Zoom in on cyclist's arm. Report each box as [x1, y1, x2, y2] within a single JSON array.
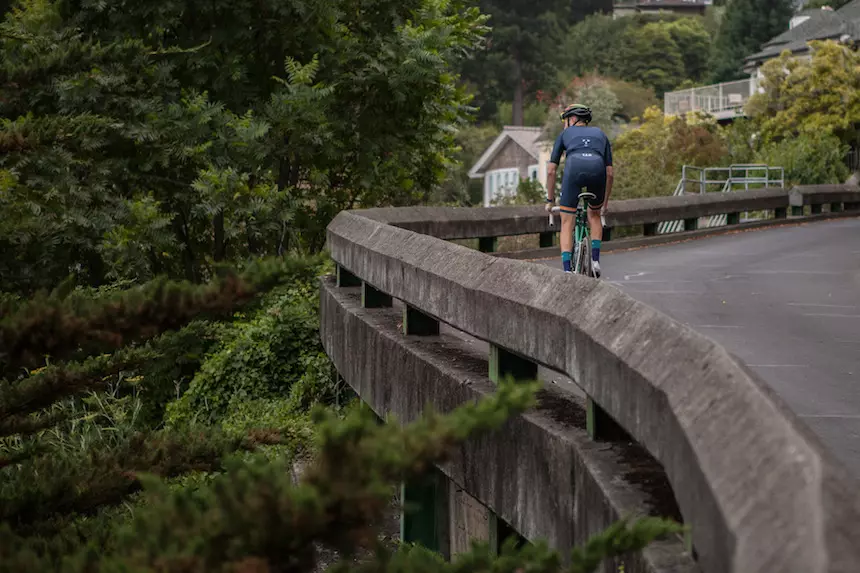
[[604, 138, 614, 209], [605, 166, 614, 208], [546, 134, 564, 202]]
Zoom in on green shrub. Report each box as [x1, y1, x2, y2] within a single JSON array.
[[755, 133, 850, 186], [166, 282, 331, 426]]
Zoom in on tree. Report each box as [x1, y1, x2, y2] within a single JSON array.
[[460, 0, 613, 125], [612, 107, 729, 199], [560, 14, 712, 98], [618, 22, 686, 97], [709, 0, 794, 82], [746, 40, 860, 145], [665, 18, 713, 84], [0, 0, 486, 290], [461, 0, 567, 126]]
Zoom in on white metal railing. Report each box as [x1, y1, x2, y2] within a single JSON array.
[[657, 164, 785, 234], [664, 78, 760, 118]]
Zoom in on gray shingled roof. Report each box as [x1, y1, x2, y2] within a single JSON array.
[[745, 1, 860, 65], [636, 0, 710, 6], [467, 126, 542, 178]]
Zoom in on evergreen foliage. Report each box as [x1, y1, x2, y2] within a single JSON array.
[[0, 0, 484, 288], [709, 0, 794, 82]]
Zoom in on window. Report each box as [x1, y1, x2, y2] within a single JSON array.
[[528, 164, 539, 181], [484, 168, 520, 205]]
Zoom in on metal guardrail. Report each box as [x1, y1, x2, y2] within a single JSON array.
[[664, 77, 759, 119], [658, 164, 785, 234]]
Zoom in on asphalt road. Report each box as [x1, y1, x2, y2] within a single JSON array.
[[537, 218, 860, 475]]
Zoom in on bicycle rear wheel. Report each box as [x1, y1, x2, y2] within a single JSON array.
[[575, 238, 592, 277]]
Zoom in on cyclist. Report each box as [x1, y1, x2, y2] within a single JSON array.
[[544, 104, 614, 277]]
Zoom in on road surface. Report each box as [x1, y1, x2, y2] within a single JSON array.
[[537, 218, 860, 475]]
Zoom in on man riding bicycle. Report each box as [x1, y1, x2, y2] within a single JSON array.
[[544, 104, 614, 277]]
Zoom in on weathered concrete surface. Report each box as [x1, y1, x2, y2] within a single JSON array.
[[359, 205, 553, 239], [494, 210, 860, 261], [605, 188, 787, 227], [538, 218, 860, 476], [326, 210, 860, 573], [320, 280, 697, 573], [789, 184, 860, 207], [358, 186, 859, 241], [449, 487, 490, 559]]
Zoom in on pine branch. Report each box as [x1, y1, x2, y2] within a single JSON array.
[[0, 256, 325, 373], [0, 410, 69, 440], [0, 345, 158, 434], [73, 378, 538, 572], [0, 428, 250, 532]]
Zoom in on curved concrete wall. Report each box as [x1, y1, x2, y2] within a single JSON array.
[[324, 190, 860, 573]]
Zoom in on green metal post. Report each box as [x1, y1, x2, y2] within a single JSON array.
[[811, 203, 823, 214], [643, 223, 658, 236], [791, 205, 804, 217], [539, 232, 555, 248], [403, 304, 440, 336], [683, 218, 698, 231], [726, 212, 740, 225], [774, 207, 787, 219], [336, 265, 361, 288], [831, 202, 843, 213], [362, 281, 392, 308], [401, 468, 449, 556], [586, 396, 628, 442], [489, 344, 538, 384], [478, 237, 498, 253]]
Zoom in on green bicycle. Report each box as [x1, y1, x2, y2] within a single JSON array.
[[549, 191, 598, 278]]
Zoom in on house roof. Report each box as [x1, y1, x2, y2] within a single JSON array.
[[636, 0, 710, 7], [468, 126, 542, 178], [745, 1, 860, 66]]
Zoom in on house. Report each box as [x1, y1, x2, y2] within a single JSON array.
[[664, 0, 860, 119], [613, 0, 712, 17], [468, 126, 543, 206], [743, 2, 860, 75]]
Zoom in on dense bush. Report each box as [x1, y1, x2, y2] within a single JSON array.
[[166, 281, 330, 426], [612, 107, 729, 199], [755, 133, 850, 185]]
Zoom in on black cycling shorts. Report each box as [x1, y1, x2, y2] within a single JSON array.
[[558, 154, 606, 213]]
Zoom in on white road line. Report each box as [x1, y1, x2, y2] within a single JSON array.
[[836, 339, 860, 344], [623, 290, 700, 295], [803, 313, 860, 318], [746, 270, 845, 275], [610, 280, 694, 284], [623, 272, 649, 281], [748, 364, 810, 368], [692, 325, 744, 329], [801, 414, 860, 419], [788, 303, 859, 309]]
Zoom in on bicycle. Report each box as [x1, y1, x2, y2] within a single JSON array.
[[548, 192, 599, 278]]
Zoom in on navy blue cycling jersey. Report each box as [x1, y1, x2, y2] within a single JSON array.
[[549, 125, 613, 167]]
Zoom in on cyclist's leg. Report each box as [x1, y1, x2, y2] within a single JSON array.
[[584, 172, 607, 276], [560, 212, 575, 272], [557, 171, 580, 273]]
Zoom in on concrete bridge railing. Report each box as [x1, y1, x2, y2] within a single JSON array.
[[320, 184, 860, 573]]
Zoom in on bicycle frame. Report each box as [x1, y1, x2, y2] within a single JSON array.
[[549, 194, 594, 276]]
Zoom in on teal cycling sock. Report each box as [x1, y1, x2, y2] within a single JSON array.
[[562, 251, 572, 273], [591, 239, 601, 262]]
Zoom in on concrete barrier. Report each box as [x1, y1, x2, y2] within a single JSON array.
[[321, 280, 697, 573], [324, 203, 860, 573], [357, 186, 858, 251]]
